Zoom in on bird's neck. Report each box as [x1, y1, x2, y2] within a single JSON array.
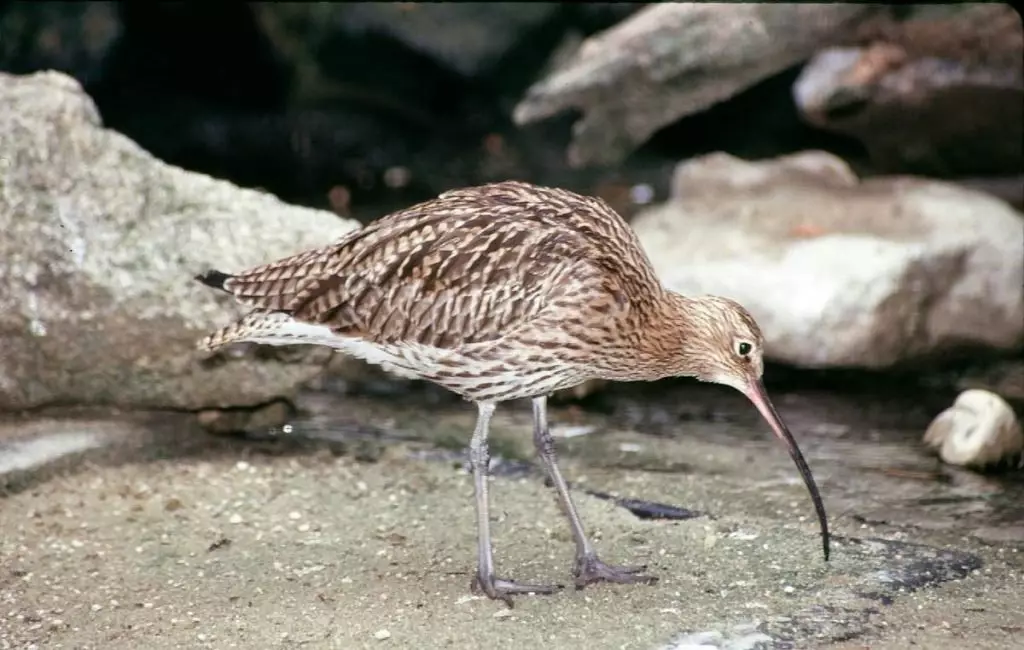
[[601, 289, 708, 383]]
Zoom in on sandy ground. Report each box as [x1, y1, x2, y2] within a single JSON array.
[[1, 385, 1022, 649]]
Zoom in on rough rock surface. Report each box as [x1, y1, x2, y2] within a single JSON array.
[[513, 3, 875, 167], [630, 151, 1024, 369], [793, 4, 1023, 178], [0, 71, 359, 412]]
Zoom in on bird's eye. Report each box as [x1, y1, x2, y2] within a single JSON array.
[[737, 341, 752, 356]]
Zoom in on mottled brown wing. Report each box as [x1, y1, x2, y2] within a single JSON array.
[[297, 215, 594, 347], [218, 181, 659, 348], [216, 205, 463, 313]]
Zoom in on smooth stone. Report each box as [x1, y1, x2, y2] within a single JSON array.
[[923, 389, 1023, 468]]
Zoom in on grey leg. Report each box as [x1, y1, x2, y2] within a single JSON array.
[[468, 401, 562, 605], [532, 396, 657, 589]]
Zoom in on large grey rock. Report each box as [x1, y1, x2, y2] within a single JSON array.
[[793, 4, 1023, 178], [0, 71, 359, 411], [513, 3, 875, 167], [630, 151, 1024, 369]]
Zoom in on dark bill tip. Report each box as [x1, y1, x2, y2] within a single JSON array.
[[743, 378, 830, 562]]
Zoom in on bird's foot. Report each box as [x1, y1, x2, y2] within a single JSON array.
[[573, 553, 658, 590], [471, 573, 563, 607]]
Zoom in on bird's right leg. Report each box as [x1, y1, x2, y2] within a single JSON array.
[[468, 401, 562, 606], [532, 396, 658, 589]]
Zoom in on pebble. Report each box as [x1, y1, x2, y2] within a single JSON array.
[[373, 628, 391, 640], [228, 513, 243, 525], [551, 425, 596, 439], [923, 389, 1023, 468]]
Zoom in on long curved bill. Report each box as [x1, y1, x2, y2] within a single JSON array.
[[743, 378, 830, 561]]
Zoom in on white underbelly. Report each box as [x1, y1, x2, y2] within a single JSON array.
[[235, 314, 585, 399]]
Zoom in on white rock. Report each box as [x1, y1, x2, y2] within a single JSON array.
[[924, 389, 1023, 468], [631, 151, 1024, 368], [0, 71, 360, 411]]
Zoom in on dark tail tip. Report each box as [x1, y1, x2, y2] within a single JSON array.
[[194, 269, 234, 292]]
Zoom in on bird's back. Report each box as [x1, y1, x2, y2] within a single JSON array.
[[210, 181, 662, 352]]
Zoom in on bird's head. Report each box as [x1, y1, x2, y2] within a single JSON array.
[[661, 292, 830, 561], [673, 295, 766, 392]]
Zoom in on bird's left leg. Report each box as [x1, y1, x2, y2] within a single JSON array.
[[469, 401, 563, 605], [531, 396, 658, 589]]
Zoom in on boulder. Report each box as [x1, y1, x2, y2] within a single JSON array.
[[793, 4, 1023, 178], [630, 151, 1024, 369], [0, 71, 359, 411], [513, 3, 876, 167]]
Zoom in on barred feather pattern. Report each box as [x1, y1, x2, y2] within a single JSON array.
[[196, 181, 759, 402]]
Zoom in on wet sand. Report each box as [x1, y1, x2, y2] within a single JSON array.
[[1, 381, 1021, 649]]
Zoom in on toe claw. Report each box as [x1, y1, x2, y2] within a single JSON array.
[[472, 573, 563, 605], [573, 554, 659, 589]]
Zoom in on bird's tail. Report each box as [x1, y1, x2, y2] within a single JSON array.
[[195, 269, 305, 352], [197, 309, 294, 352], [194, 269, 234, 293]]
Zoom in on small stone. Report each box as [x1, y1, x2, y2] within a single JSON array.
[[923, 389, 1023, 468], [288, 511, 301, 520], [228, 514, 243, 525], [373, 628, 391, 640], [493, 609, 514, 620]]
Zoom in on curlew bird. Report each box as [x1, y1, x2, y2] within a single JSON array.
[[194, 180, 829, 604]]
